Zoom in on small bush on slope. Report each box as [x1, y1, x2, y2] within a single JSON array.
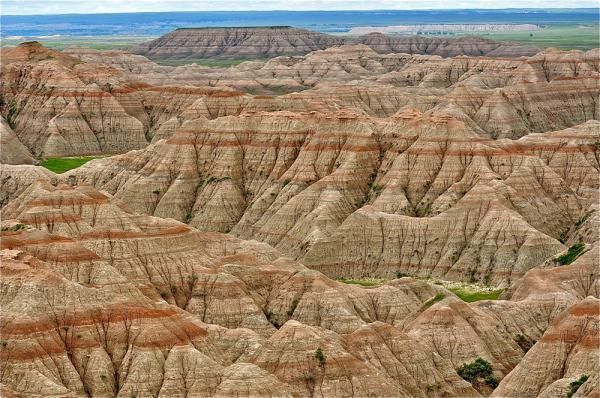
[[555, 243, 586, 265], [567, 374, 589, 398], [457, 357, 498, 389]]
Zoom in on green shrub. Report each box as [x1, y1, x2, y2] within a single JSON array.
[[282, 178, 291, 187], [315, 348, 325, 368], [6, 100, 18, 129], [575, 211, 594, 229], [370, 183, 385, 193], [1, 223, 26, 232], [567, 374, 589, 398], [266, 311, 281, 328], [287, 299, 299, 317], [484, 375, 498, 388], [395, 271, 409, 278], [457, 357, 498, 389], [555, 243, 586, 265], [515, 334, 535, 353]]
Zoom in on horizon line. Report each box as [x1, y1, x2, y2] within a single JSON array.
[[3, 7, 599, 17]]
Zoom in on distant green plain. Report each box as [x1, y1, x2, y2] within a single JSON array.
[[455, 24, 599, 51], [1, 35, 153, 50], [41, 156, 103, 173]]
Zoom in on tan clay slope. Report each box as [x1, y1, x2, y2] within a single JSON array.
[[491, 297, 600, 398], [0, 181, 460, 337], [1, 163, 598, 398], [1, 174, 598, 398], [131, 27, 539, 60], [0, 42, 250, 157], [0, 248, 479, 398], [2, 44, 597, 159], [0, 182, 484, 398], [68, 46, 599, 137], [64, 113, 599, 284], [0, 117, 35, 165], [0, 164, 56, 208]]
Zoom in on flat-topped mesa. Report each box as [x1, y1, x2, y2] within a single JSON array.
[[132, 26, 344, 59], [132, 26, 540, 60]]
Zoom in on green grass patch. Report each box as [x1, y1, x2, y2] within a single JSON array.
[[422, 293, 446, 309], [449, 287, 504, 302], [555, 243, 587, 265], [41, 156, 103, 173], [336, 277, 386, 288], [153, 57, 271, 68]]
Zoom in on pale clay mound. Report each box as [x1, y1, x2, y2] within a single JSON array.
[[0, 40, 598, 398]]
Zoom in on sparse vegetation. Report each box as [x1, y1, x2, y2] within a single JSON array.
[[515, 334, 535, 353], [555, 243, 586, 265], [154, 56, 271, 68], [41, 156, 104, 173], [422, 293, 445, 309], [315, 348, 325, 368], [206, 176, 232, 183], [567, 374, 589, 398], [369, 182, 385, 193], [455, 24, 600, 51], [336, 277, 386, 288], [449, 287, 504, 302], [282, 178, 292, 187], [457, 357, 498, 389], [1, 223, 26, 231], [575, 210, 594, 229], [395, 271, 409, 278], [6, 99, 18, 129], [287, 299, 299, 317], [266, 311, 281, 328]]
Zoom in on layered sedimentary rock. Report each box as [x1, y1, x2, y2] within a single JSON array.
[[491, 298, 600, 398], [133, 27, 344, 59], [132, 27, 540, 60], [1, 170, 598, 397], [1, 38, 599, 397], [3, 43, 597, 158], [0, 42, 246, 157], [0, 181, 485, 397], [0, 164, 56, 207], [0, 117, 35, 164], [64, 111, 599, 285]]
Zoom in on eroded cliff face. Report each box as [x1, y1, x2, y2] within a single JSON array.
[[0, 183, 480, 397], [63, 114, 599, 285], [0, 41, 598, 397], [3, 43, 597, 157], [131, 27, 540, 60], [0, 179, 597, 398]]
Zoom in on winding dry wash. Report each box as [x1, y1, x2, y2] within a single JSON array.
[[0, 21, 599, 398]]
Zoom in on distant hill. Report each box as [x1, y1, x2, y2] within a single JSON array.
[[132, 26, 541, 60]]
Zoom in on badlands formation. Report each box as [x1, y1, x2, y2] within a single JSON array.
[[0, 33, 598, 398], [132, 27, 541, 60]]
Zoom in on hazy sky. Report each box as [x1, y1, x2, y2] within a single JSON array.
[[2, 0, 597, 15]]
